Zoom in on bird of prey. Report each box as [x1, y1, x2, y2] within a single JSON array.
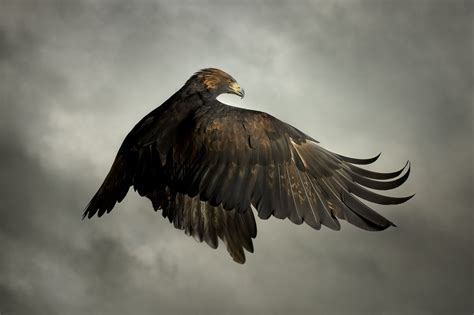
[[84, 68, 413, 264]]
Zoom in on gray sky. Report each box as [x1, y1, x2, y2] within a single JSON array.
[[0, 1, 472, 314]]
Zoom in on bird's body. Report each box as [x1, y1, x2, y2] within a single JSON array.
[[84, 68, 412, 263]]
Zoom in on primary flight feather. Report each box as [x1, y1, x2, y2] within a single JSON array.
[[83, 68, 413, 263]]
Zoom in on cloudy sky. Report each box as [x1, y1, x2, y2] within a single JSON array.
[[0, 1, 472, 314]]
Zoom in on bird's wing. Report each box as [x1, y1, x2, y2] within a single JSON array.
[[167, 102, 412, 231], [82, 153, 136, 219]]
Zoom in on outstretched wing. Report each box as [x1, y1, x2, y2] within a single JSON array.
[[168, 101, 412, 231]]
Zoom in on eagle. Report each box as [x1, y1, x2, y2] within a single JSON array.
[[84, 68, 413, 264]]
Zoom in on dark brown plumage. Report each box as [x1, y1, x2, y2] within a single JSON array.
[[83, 68, 413, 264]]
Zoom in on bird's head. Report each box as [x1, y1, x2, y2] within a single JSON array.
[[185, 68, 245, 99]]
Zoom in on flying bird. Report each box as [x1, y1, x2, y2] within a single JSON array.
[[84, 68, 413, 263]]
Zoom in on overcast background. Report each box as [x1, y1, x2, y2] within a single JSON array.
[[0, 1, 472, 314]]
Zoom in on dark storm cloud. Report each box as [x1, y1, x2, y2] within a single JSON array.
[[0, 0, 472, 314]]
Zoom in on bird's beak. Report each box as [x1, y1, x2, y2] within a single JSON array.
[[229, 81, 245, 98]]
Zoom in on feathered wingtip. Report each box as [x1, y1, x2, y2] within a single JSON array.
[[333, 152, 414, 231], [336, 152, 382, 165]]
